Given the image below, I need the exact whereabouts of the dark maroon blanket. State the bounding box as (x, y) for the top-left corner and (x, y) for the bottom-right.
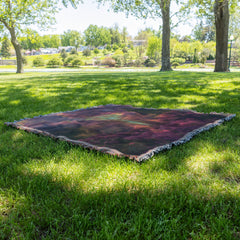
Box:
(5, 105), (235, 162)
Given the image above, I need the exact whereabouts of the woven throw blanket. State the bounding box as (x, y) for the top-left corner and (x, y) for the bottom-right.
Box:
(5, 105), (235, 162)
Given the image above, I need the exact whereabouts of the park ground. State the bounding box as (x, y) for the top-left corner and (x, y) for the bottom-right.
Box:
(0, 71), (240, 239)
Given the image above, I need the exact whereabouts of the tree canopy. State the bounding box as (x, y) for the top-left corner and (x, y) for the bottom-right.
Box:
(84, 25), (111, 47)
(0, 36), (11, 59)
(61, 30), (83, 49)
(0, 0), (82, 73)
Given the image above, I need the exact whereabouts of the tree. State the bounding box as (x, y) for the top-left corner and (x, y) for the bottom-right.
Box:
(121, 27), (129, 44)
(188, 0), (239, 72)
(134, 28), (154, 44)
(193, 21), (215, 42)
(20, 29), (42, 51)
(214, 0), (229, 71)
(61, 30), (83, 49)
(229, 5), (240, 40)
(159, 0), (172, 71)
(109, 24), (121, 45)
(0, 0), (82, 73)
(0, 0), (60, 73)
(1, 36), (11, 59)
(96, 0), (176, 71)
(84, 25), (111, 47)
(40, 34), (61, 48)
(146, 36), (162, 63)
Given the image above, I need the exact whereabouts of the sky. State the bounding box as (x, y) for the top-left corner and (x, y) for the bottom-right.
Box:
(40, 1), (195, 37)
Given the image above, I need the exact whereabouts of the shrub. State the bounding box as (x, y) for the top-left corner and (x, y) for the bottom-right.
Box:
(129, 43), (134, 50)
(33, 56), (45, 67)
(114, 49), (124, 55)
(94, 48), (99, 54)
(103, 49), (108, 55)
(60, 49), (68, 60)
(94, 58), (101, 66)
(123, 53), (130, 67)
(122, 47), (128, 53)
(70, 48), (78, 55)
(133, 58), (143, 67)
(112, 44), (119, 51)
(106, 45), (112, 51)
(102, 57), (116, 67)
(82, 49), (91, 57)
(47, 57), (62, 68)
(64, 56), (75, 66)
(144, 58), (156, 67)
(171, 62), (180, 68)
(170, 58), (185, 65)
(200, 56), (207, 64)
(71, 57), (83, 67)
(112, 55), (123, 67)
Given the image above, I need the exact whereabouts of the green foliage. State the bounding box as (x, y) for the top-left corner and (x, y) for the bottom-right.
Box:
(170, 58), (186, 65)
(144, 58), (156, 67)
(82, 49), (91, 57)
(121, 27), (128, 44)
(47, 57), (63, 68)
(229, 5), (240, 41)
(112, 55), (123, 67)
(171, 62), (180, 68)
(93, 48), (100, 54)
(109, 24), (121, 45)
(123, 53), (130, 66)
(33, 56), (45, 67)
(112, 43), (119, 51)
(135, 28), (154, 42)
(122, 47), (128, 53)
(19, 29), (42, 51)
(61, 30), (83, 49)
(40, 34), (61, 48)
(64, 55), (76, 66)
(146, 36), (161, 62)
(135, 45), (146, 59)
(60, 49), (68, 60)
(0, 37), (11, 59)
(71, 57), (83, 67)
(0, 1), (60, 32)
(193, 21), (215, 42)
(0, 0), (76, 73)
(103, 49), (108, 55)
(70, 48), (78, 55)
(171, 39), (216, 62)
(114, 49), (124, 55)
(106, 44), (112, 51)
(193, 49), (199, 64)
(84, 25), (111, 47)
(133, 58), (144, 67)
(64, 55), (83, 67)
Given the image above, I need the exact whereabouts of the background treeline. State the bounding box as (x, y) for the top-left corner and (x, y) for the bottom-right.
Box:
(1, 24), (240, 68)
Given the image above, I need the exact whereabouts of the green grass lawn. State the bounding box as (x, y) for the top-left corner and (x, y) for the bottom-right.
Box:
(0, 71), (239, 239)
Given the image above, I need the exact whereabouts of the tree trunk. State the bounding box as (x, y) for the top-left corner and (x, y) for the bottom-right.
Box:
(160, 0), (172, 71)
(9, 27), (24, 73)
(214, 0), (229, 72)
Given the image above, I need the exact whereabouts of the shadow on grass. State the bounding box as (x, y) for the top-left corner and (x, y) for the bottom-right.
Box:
(0, 131), (240, 239)
(0, 71), (240, 239)
(0, 141), (239, 239)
